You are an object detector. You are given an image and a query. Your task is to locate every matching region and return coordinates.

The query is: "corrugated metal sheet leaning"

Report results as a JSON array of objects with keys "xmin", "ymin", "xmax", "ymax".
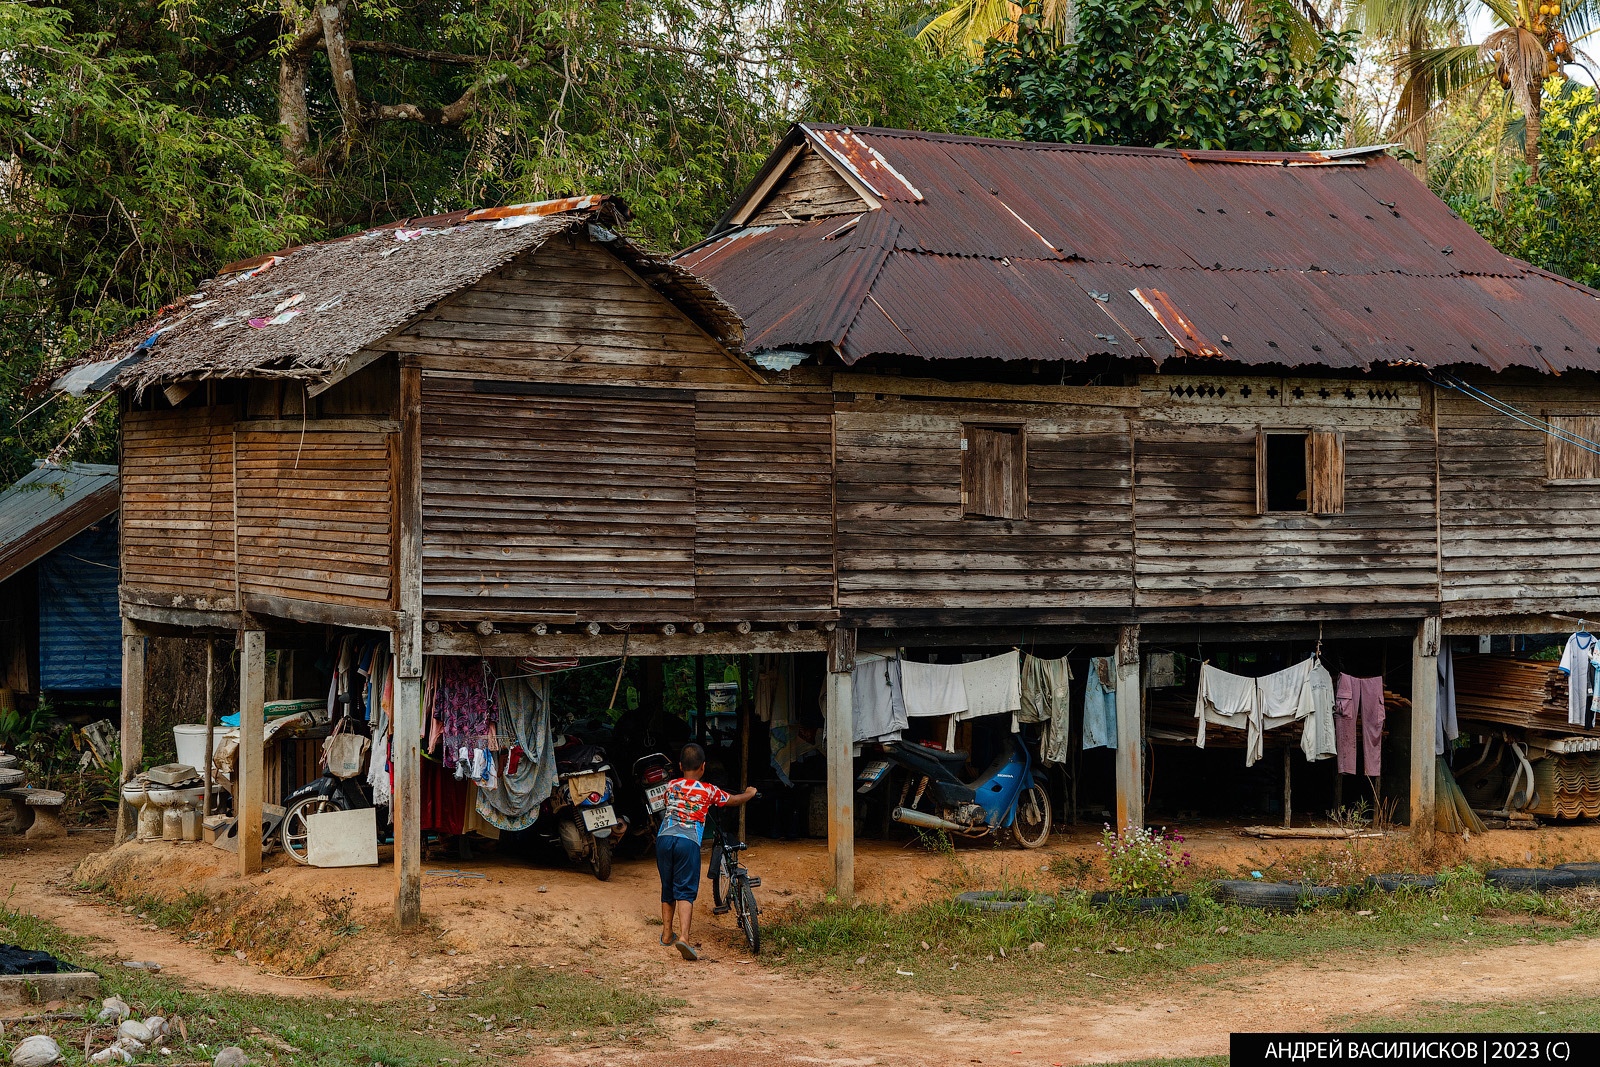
[
  {"xmin": 0, "ymin": 462, "xmax": 118, "ymax": 585},
  {"xmin": 678, "ymin": 124, "xmax": 1600, "ymax": 375},
  {"xmin": 57, "ymin": 196, "xmax": 745, "ymax": 399}
]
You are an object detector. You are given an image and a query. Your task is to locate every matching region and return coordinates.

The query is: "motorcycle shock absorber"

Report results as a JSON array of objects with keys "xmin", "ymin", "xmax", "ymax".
[{"xmin": 910, "ymin": 776, "xmax": 930, "ymax": 809}]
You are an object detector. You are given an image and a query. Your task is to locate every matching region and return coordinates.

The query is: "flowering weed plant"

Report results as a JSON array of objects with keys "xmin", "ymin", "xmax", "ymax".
[{"xmin": 1099, "ymin": 823, "xmax": 1192, "ymax": 897}]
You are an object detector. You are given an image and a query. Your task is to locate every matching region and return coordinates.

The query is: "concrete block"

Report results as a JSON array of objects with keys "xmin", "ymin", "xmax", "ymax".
[{"xmin": 0, "ymin": 970, "xmax": 101, "ymax": 1007}]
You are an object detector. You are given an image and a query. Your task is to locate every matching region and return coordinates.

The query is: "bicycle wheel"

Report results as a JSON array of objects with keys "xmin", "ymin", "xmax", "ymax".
[
  {"xmin": 736, "ymin": 879, "xmax": 761, "ymax": 954},
  {"xmin": 281, "ymin": 795, "xmax": 340, "ymax": 864},
  {"xmin": 708, "ymin": 842, "xmax": 728, "ymax": 908}
]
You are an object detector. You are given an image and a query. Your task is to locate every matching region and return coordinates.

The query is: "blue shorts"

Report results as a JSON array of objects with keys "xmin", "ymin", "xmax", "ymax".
[{"xmin": 656, "ymin": 834, "xmax": 701, "ymax": 903}]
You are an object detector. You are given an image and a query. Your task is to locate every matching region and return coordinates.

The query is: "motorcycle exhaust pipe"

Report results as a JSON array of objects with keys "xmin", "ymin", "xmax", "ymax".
[{"xmin": 892, "ymin": 807, "xmax": 971, "ymax": 835}]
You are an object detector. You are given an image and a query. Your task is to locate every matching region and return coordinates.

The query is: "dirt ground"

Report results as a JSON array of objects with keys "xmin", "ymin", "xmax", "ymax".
[{"xmin": 6, "ymin": 824, "xmax": 1600, "ymax": 1065}]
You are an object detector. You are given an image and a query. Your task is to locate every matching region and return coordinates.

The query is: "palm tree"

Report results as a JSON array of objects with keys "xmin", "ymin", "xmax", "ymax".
[
  {"xmin": 1353, "ymin": 0, "xmax": 1598, "ymax": 182},
  {"xmin": 916, "ymin": 0, "xmax": 1076, "ymax": 58}
]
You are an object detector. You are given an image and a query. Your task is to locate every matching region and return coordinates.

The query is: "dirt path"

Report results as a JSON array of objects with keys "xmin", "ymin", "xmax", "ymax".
[{"xmin": 6, "ymin": 831, "xmax": 1600, "ymax": 1064}]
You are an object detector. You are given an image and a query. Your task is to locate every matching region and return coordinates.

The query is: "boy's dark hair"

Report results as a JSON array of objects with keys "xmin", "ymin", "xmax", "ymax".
[{"xmin": 680, "ymin": 743, "xmax": 707, "ymax": 772}]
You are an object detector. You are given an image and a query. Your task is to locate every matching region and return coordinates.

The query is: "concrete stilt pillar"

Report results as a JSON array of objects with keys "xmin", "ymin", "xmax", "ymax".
[
  {"xmin": 117, "ymin": 624, "xmax": 146, "ymax": 843},
  {"xmin": 1411, "ymin": 617, "xmax": 1441, "ymax": 844},
  {"xmin": 1114, "ymin": 625, "xmax": 1144, "ymax": 833},
  {"xmin": 237, "ymin": 629, "xmax": 266, "ymax": 875},
  {"xmin": 826, "ymin": 630, "xmax": 856, "ymax": 903}
]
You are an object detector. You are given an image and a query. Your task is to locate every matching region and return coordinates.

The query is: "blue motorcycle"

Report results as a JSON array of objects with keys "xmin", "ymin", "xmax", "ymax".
[{"xmin": 857, "ymin": 736, "xmax": 1052, "ymax": 848}]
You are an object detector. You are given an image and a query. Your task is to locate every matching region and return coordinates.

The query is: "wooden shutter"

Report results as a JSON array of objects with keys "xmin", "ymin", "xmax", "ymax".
[
  {"xmin": 1308, "ymin": 431, "xmax": 1345, "ymax": 515},
  {"xmin": 963, "ymin": 425, "xmax": 1026, "ymax": 519},
  {"xmin": 1254, "ymin": 430, "xmax": 1269, "ymax": 516},
  {"xmin": 1547, "ymin": 414, "xmax": 1600, "ymax": 481}
]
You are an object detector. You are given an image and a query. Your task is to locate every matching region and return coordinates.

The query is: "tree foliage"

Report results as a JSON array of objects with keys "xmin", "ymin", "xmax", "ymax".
[
  {"xmin": 0, "ymin": 0, "xmax": 994, "ymax": 484},
  {"xmin": 981, "ymin": 0, "xmax": 1356, "ymax": 150},
  {"xmin": 1451, "ymin": 83, "xmax": 1600, "ymax": 286}
]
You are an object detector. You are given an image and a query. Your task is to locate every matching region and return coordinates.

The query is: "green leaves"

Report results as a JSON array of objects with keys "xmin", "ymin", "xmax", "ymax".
[{"xmin": 982, "ymin": 0, "xmax": 1355, "ymax": 151}]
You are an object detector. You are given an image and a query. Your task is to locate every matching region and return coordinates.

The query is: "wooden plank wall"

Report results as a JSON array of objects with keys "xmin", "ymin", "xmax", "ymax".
[
  {"xmin": 234, "ymin": 430, "xmax": 395, "ymax": 606},
  {"xmin": 834, "ymin": 399, "xmax": 1135, "ymax": 621},
  {"xmin": 420, "ymin": 380, "xmax": 697, "ymax": 613},
  {"xmin": 1133, "ymin": 424, "xmax": 1438, "ymax": 620},
  {"xmin": 1438, "ymin": 380, "xmax": 1600, "ymax": 616},
  {"xmin": 121, "ymin": 407, "xmax": 236, "ymax": 607},
  {"xmin": 694, "ymin": 389, "xmax": 835, "ymax": 619}
]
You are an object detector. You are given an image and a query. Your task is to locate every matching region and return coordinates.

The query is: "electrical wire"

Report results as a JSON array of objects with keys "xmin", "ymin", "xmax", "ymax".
[{"xmin": 1430, "ymin": 371, "xmax": 1600, "ymax": 458}]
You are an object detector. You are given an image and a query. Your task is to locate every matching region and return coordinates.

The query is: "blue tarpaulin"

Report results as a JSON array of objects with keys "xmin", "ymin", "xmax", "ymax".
[{"xmin": 37, "ymin": 518, "xmax": 120, "ymax": 691}]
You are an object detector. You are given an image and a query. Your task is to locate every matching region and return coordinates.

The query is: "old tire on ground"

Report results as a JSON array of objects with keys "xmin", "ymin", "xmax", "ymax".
[
  {"xmin": 1486, "ymin": 867, "xmax": 1579, "ymax": 892},
  {"xmin": 1089, "ymin": 892, "xmax": 1189, "ymax": 913},
  {"xmin": 1212, "ymin": 880, "xmax": 1327, "ymax": 910},
  {"xmin": 954, "ymin": 890, "xmax": 1056, "ymax": 912},
  {"xmin": 1366, "ymin": 873, "xmax": 1439, "ymax": 893},
  {"xmin": 1554, "ymin": 862, "xmax": 1600, "ymax": 886}
]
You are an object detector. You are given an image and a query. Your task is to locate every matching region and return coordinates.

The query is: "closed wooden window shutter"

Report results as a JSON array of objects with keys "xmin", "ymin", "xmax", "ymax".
[
  {"xmin": 1254, "ymin": 431, "xmax": 1268, "ymax": 516},
  {"xmin": 1308, "ymin": 431, "xmax": 1345, "ymax": 515},
  {"xmin": 1547, "ymin": 414, "xmax": 1600, "ymax": 480},
  {"xmin": 963, "ymin": 425, "xmax": 1026, "ymax": 519}
]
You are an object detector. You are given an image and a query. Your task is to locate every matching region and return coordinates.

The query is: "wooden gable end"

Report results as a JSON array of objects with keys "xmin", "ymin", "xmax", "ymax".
[
  {"xmin": 747, "ymin": 148, "xmax": 870, "ymax": 226},
  {"xmin": 385, "ymin": 233, "xmax": 759, "ymax": 390}
]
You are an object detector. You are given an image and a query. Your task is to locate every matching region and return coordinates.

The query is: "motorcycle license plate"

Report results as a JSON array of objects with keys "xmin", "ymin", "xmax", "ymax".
[
  {"xmin": 581, "ymin": 805, "xmax": 619, "ymax": 832},
  {"xmin": 857, "ymin": 760, "xmax": 891, "ymax": 784},
  {"xmin": 646, "ymin": 783, "xmax": 668, "ymax": 813}
]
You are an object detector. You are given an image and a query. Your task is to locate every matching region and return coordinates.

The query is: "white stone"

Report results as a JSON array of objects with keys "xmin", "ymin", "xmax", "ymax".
[
  {"xmin": 97, "ymin": 998, "xmax": 131, "ymax": 1024},
  {"xmin": 213, "ymin": 1047, "xmax": 248, "ymax": 1067},
  {"xmin": 117, "ymin": 1021, "xmax": 152, "ymax": 1046}
]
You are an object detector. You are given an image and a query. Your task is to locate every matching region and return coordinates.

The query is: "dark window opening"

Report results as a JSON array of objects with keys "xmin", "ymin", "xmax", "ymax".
[{"xmin": 1263, "ymin": 433, "xmax": 1308, "ymax": 512}]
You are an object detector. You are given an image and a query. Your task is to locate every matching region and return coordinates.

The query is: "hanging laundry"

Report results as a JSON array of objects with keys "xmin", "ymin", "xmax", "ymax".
[
  {"xmin": 1255, "ymin": 658, "xmax": 1315, "ymax": 746},
  {"xmin": 1335, "ymin": 674, "xmax": 1386, "ymax": 776},
  {"xmin": 1558, "ymin": 630, "xmax": 1598, "ymax": 727},
  {"xmin": 1299, "ymin": 662, "xmax": 1338, "ymax": 762},
  {"xmin": 1020, "ymin": 655, "xmax": 1073, "ymax": 764},
  {"xmin": 1195, "ymin": 663, "xmax": 1257, "ymax": 755},
  {"xmin": 420, "ymin": 758, "xmax": 467, "ymax": 836},
  {"xmin": 365, "ymin": 645, "xmax": 393, "ymax": 810},
  {"xmin": 851, "ymin": 653, "xmax": 907, "ymax": 743},
  {"xmin": 958, "ymin": 651, "xmax": 1023, "ymax": 721},
  {"xmin": 475, "ymin": 663, "xmax": 557, "ymax": 833},
  {"xmin": 899, "ymin": 659, "xmax": 969, "ymax": 718},
  {"xmin": 1436, "ymin": 644, "xmax": 1459, "ymax": 756},
  {"xmin": 429, "ymin": 656, "xmax": 499, "ymax": 755},
  {"xmin": 1082, "ymin": 657, "xmax": 1118, "ymax": 751},
  {"xmin": 757, "ymin": 656, "xmax": 814, "ymax": 786}
]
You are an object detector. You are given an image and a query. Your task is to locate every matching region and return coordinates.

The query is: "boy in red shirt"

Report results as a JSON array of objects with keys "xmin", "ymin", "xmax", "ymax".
[{"xmin": 656, "ymin": 742, "xmax": 756, "ymax": 959}]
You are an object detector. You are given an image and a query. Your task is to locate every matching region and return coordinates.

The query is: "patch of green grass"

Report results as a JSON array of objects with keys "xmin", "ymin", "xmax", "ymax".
[
  {"xmin": 765, "ymin": 866, "xmax": 1600, "ymax": 1003},
  {"xmin": 0, "ymin": 905, "xmax": 676, "ymax": 1065},
  {"xmin": 1348, "ymin": 993, "xmax": 1600, "ymax": 1033}
]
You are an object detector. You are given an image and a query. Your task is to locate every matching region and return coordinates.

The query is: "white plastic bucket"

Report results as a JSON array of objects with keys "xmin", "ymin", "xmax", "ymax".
[{"xmin": 172, "ymin": 724, "xmax": 225, "ymax": 772}]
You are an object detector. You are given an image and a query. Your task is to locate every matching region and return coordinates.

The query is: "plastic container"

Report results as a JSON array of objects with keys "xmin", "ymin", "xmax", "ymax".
[{"xmin": 172, "ymin": 724, "xmax": 225, "ymax": 772}]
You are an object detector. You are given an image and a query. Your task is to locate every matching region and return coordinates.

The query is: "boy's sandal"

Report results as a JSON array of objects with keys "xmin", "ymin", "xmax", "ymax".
[
  {"xmin": 659, "ymin": 932, "xmax": 679, "ymax": 947},
  {"xmin": 675, "ymin": 940, "xmax": 700, "ymax": 961}
]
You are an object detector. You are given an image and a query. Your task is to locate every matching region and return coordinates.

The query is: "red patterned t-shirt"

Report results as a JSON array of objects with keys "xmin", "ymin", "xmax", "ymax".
[{"xmin": 659, "ymin": 778, "xmax": 730, "ymax": 844}]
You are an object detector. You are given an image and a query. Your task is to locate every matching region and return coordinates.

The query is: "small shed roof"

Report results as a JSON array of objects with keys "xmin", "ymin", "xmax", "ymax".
[
  {"xmin": 59, "ymin": 197, "xmax": 744, "ymax": 398},
  {"xmin": 678, "ymin": 125, "xmax": 1600, "ymax": 374},
  {"xmin": 0, "ymin": 462, "xmax": 119, "ymax": 585}
]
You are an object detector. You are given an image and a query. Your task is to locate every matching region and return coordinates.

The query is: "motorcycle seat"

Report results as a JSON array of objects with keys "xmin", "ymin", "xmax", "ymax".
[{"xmin": 889, "ymin": 741, "xmax": 969, "ymax": 775}]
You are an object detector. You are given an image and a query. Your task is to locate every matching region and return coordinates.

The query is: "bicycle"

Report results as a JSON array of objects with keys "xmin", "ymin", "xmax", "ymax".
[{"xmin": 707, "ymin": 807, "xmax": 762, "ymax": 954}]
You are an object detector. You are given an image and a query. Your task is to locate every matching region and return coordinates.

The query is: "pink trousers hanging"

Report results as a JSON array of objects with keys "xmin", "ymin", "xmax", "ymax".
[{"xmin": 1334, "ymin": 674, "xmax": 1386, "ymax": 776}]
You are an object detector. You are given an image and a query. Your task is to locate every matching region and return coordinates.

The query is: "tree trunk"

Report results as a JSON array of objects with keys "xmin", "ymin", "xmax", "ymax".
[
  {"xmin": 1524, "ymin": 90, "xmax": 1542, "ymax": 184},
  {"xmin": 278, "ymin": 50, "xmax": 310, "ymax": 161}
]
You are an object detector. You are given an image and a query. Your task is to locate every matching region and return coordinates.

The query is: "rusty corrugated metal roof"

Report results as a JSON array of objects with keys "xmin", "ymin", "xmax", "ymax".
[{"xmin": 678, "ymin": 125, "xmax": 1600, "ymax": 373}]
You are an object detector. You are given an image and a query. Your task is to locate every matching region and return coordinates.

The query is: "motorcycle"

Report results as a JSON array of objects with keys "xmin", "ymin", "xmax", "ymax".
[
  {"xmin": 538, "ymin": 738, "xmax": 624, "ymax": 880},
  {"xmin": 856, "ymin": 736, "xmax": 1051, "ymax": 848},
  {"xmin": 279, "ymin": 770, "xmax": 379, "ymax": 864},
  {"xmin": 632, "ymin": 751, "xmax": 675, "ymax": 836}
]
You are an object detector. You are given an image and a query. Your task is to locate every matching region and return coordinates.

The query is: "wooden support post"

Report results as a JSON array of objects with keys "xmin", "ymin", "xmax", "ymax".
[
  {"xmin": 1113, "ymin": 625, "xmax": 1143, "ymax": 833},
  {"xmin": 1411, "ymin": 617, "xmax": 1441, "ymax": 844},
  {"xmin": 737, "ymin": 654, "xmax": 752, "ymax": 843},
  {"xmin": 202, "ymin": 641, "xmax": 215, "ymax": 817},
  {"xmin": 1283, "ymin": 746, "xmax": 1293, "ymax": 829},
  {"xmin": 237, "ymin": 630, "xmax": 266, "ymax": 876},
  {"xmin": 393, "ymin": 361, "xmax": 425, "ymax": 932},
  {"xmin": 826, "ymin": 629, "xmax": 856, "ymax": 903},
  {"xmin": 117, "ymin": 624, "xmax": 146, "ymax": 843}
]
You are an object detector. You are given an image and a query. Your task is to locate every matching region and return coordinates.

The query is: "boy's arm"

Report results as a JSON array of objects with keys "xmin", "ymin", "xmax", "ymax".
[{"xmin": 721, "ymin": 786, "xmax": 759, "ymax": 808}]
